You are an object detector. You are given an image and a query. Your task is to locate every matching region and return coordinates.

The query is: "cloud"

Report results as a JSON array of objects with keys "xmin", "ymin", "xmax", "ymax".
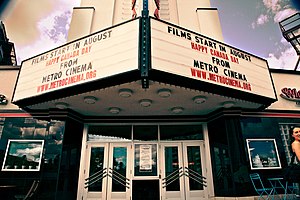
[
  {"xmin": 257, "ymin": 14, "xmax": 269, "ymax": 25},
  {"xmin": 14, "ymin": 145, "xmax": 43, "ymax": 162},
  {"xmin": 3, "ymin": 0, "xmax": 80, "ymax": 63},
  {"xmin": 37, "ymin": 10, "xmax": 72, "ymax": 43},
  {"xmin": 266, "ymin": 46, "xmax": 298, "ymax": 69},
  {"xmin": 17, "ymin": 146, "xmax": 41, "ymax": 156},
  {"xmin": 253, "ymin": 1, "xmax": 297, "ymax": 27},
  {"xmin": 251, "ymin": 0, "xmax": 299, "ymax": 71},
  {"xmin": 17, "ymin": 30, "xmax": 66, "ymax": 62},
  {"xmin": 274, "ymin": 8, "xmax": 297, "ymax": 22},
  {"xmin": 13, "ymin": 0, "xmax": 80, "ymax": 63},
  {"xmin": 263, "ymin": 0, "xmax": 281, "ymax": 13},
  {"xmin": 4, "ymin": 1, "xmax": 55, "ymax": 45},
  {"xmin": 252, "ymin": 14, "xmax": 269, "ymax": 28}
]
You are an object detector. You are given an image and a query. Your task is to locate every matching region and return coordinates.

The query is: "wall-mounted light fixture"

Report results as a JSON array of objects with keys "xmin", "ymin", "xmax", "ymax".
[
  {"xmin": 139, "ymin": 99, "xmax": 152, "ymax": 107},
  {"xmin": 119, "ymin": 89, "xmax": 133, "ymax": 98},
  {"xmin": 0, "ymin": 94, "xmax": 8, "ymax": 105},
  {"xmin": 109, "ymin": 107, "xmax": 121, "ymax": 114},
  {"xmin": 222, "ymin": 101, "xmax": 235, "ymax": 108},
  {"xmin": 84, "ymin": 96, "xmax": 97, "ymax": 104},
  {"xmin": 171, "ymin": 106, "xmax": 184, "ymax": 114},
  {"xmin": 193, "ymin": 96, "xmax": 207, "ymax": 104},
  {"xmin": 157, "ymin": 88, "xmax": 171, "ymax": 98},
  {"xmin": 55, "ymin": 102, "xmax": 69, "ymax": 109}
]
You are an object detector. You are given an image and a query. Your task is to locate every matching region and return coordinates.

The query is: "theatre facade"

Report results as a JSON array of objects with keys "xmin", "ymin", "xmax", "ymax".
[{"xmin": 1, "ymin": 0, "xmax": 299, "ymax": 200}]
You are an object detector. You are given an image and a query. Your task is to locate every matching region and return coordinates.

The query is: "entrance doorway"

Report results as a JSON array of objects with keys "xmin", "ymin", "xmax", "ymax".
[
  {"xmin": 79, "ymin": 141, "xmax": 207, "ymax": 200},
  {"xmin": 83, "ymin": 142, "xmax": 132, "ymax": 200},
  {"xmin": 160, "ymin": 141, "xmax": 207, "ymax": 200},
  {"xmin": 132, "ymin": 180, "xmax": 159, "ymax": 200}
]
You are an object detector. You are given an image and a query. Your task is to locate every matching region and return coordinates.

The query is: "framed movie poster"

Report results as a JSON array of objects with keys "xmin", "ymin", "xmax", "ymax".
[
  {"xmin": 246, "ymin": 139, "xmax": 281, "ymax": 170},
  {"xmin": 139, "ymin": 144, "xmax": 152, "ymax": 172},
  {"xmin": 2, "ymin": 139, "xmax": 44, "ymax": 171},
  {"xmin": 134, "ymin": 143, "xmax": 157, "ymax": 176}
]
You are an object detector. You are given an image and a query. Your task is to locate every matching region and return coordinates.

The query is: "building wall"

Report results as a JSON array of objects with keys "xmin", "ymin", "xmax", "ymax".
[
  {"xmin": 0, "ymin": 65, "xmax": 83, "ymax": 199},
  {"xmin": 1, "ymin": 68, "xmax": 297, "ymax": 199},
  {"xmin": 67, "ymin": 0, "xmax": 223, "ymax": 42},
  {"xmin": 268, "ymin": 70, "xmax": 300, "ymax": 111},
  {"xmin": 0, "ymin": 66, "xmax": 19, "ymax": 109},
  {"xmin": 56, "ymin": 118, "xmax": 83, "ymax": 200}
]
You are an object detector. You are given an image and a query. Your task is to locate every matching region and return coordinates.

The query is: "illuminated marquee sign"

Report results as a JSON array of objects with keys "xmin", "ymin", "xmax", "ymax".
[
  {"xmin": 150, "ymin": 18, "xmax": 276, "ymax": 99},
  {"xmin": 13, "ymin": 19, "xmax": 140, "ymax": 102}
]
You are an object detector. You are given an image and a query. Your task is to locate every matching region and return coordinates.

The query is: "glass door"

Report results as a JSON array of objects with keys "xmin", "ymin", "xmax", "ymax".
[
  {"xmin": 107, "ymin": 143, "xmax": 132, "ymax": 200},
  {"xmin": 160, "ymin": 141, "xmax": 207, "ymax": 200},
  {"xmin": 84, "ymin": 143, "xmax": 108, "ymax": 200},
  {"xmin": 84, "ymin": 142, "xmax": 131, "ymax": 200},
  {"xmin": 161, "ymin": 142, "xmax": 184, "ymax": 200},
  {"xmin": 183, "ymin": 142, "xmax": 207, "ymax": 200}
]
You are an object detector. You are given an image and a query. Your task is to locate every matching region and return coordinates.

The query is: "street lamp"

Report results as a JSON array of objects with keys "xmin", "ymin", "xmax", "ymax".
[{"xmin": 279, "ymin": 12, "xmax": 300, "ymax": 70}]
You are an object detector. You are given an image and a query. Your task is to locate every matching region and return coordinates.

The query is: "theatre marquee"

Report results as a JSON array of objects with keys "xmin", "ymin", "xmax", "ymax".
[
  {"xmin": 150, "ymin": 18, "xmax": 276, "ymax": 100},
  {"xmin": 13, "ymin": 19, "xmax": 140, "ymax": 102}
]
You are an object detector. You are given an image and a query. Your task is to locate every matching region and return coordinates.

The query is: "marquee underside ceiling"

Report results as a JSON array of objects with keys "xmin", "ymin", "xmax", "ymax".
[{"xmin": 24, "ymin": 80, "xmax": 263, "ymax": 117}]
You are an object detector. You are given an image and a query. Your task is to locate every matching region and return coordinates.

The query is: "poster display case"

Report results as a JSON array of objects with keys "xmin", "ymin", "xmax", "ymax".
[
  {"xmin": 246, "ymin": 139, "xmax": 281, "ymax": 170},
  {"xmin": 134, "ymin": 143, "xmax": 158, "ymax": 176},
  {"xmin": 1, "ymin": 139, "xmax": 44, "ymax": 171}
]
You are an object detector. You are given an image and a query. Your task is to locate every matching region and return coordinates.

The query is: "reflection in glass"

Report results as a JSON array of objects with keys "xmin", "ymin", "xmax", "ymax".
[
  {"xmin": 0, "ymin": 125, "xmax": 3, "ymax": 139},
  {"xmin": 165, "ymin": 147, "xmax": 180, "ymax": 191},
  {"xmin": 112, "ymin": 147, "xmax": 127, "ymax": 192},
  {"xmin": 88, "ymin": 147, "xmax": 105, "ymax": 191},
  {"xmin": 88, "ymin": 125, "xmax": 131, "ymax": 141},
  {"xmin": 133, "ymin": 126, "xmax": 158, "ymax": 141},
  {"xmin": 160, "ymin": 125, "xmax": 203, "ymax": 141},
  {"xmin": 187, "ymin": 146, "xmax": 203, "ymax": 190},
  {"xmin": 0, "ymin": 118, "xmax": 70, "ymax": 198},
  {"xmin": 0, "ymin": 118, "xmax": 65, "ymax": 173}
]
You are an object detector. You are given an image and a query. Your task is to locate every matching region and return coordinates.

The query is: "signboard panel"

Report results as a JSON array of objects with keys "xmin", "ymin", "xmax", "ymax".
[
  {"xmin": 150, "ymin": 18, "xmax": 276, "ymax": 99},
  {"xmin": 268, "ymin": 72, "xmax": 300, "ymax": 110},
  {"xmin": 13, "ymin": 19, "xmax": 140, "ymax": 102}
]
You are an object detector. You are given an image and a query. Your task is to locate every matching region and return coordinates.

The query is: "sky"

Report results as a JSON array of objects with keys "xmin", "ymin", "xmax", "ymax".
[
  {"xmin": 0, "ymin": 0, "xmax": 81, "ymax": 63},
  {"xmin": 211, "ymin": 0, "xmax": 300, "ymax": 70},
  {"xmin": 0, "ymin": 0, "xmax": 299, "ymax": 70}
]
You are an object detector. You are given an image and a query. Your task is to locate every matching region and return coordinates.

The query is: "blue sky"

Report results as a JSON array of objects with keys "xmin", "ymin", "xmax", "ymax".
[{"xmin": 1, "ymin": 0, "xmax": 299, "ymax": 70}]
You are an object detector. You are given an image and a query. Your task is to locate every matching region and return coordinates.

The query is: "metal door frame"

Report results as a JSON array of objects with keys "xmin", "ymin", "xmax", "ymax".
[
  {"xmin": 80, "ymin": 142, "xmax": 132, "ymax": 200},
  {"xmin": 160, "ymin": 141, "xmax": 208, "ymax": 200}
]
